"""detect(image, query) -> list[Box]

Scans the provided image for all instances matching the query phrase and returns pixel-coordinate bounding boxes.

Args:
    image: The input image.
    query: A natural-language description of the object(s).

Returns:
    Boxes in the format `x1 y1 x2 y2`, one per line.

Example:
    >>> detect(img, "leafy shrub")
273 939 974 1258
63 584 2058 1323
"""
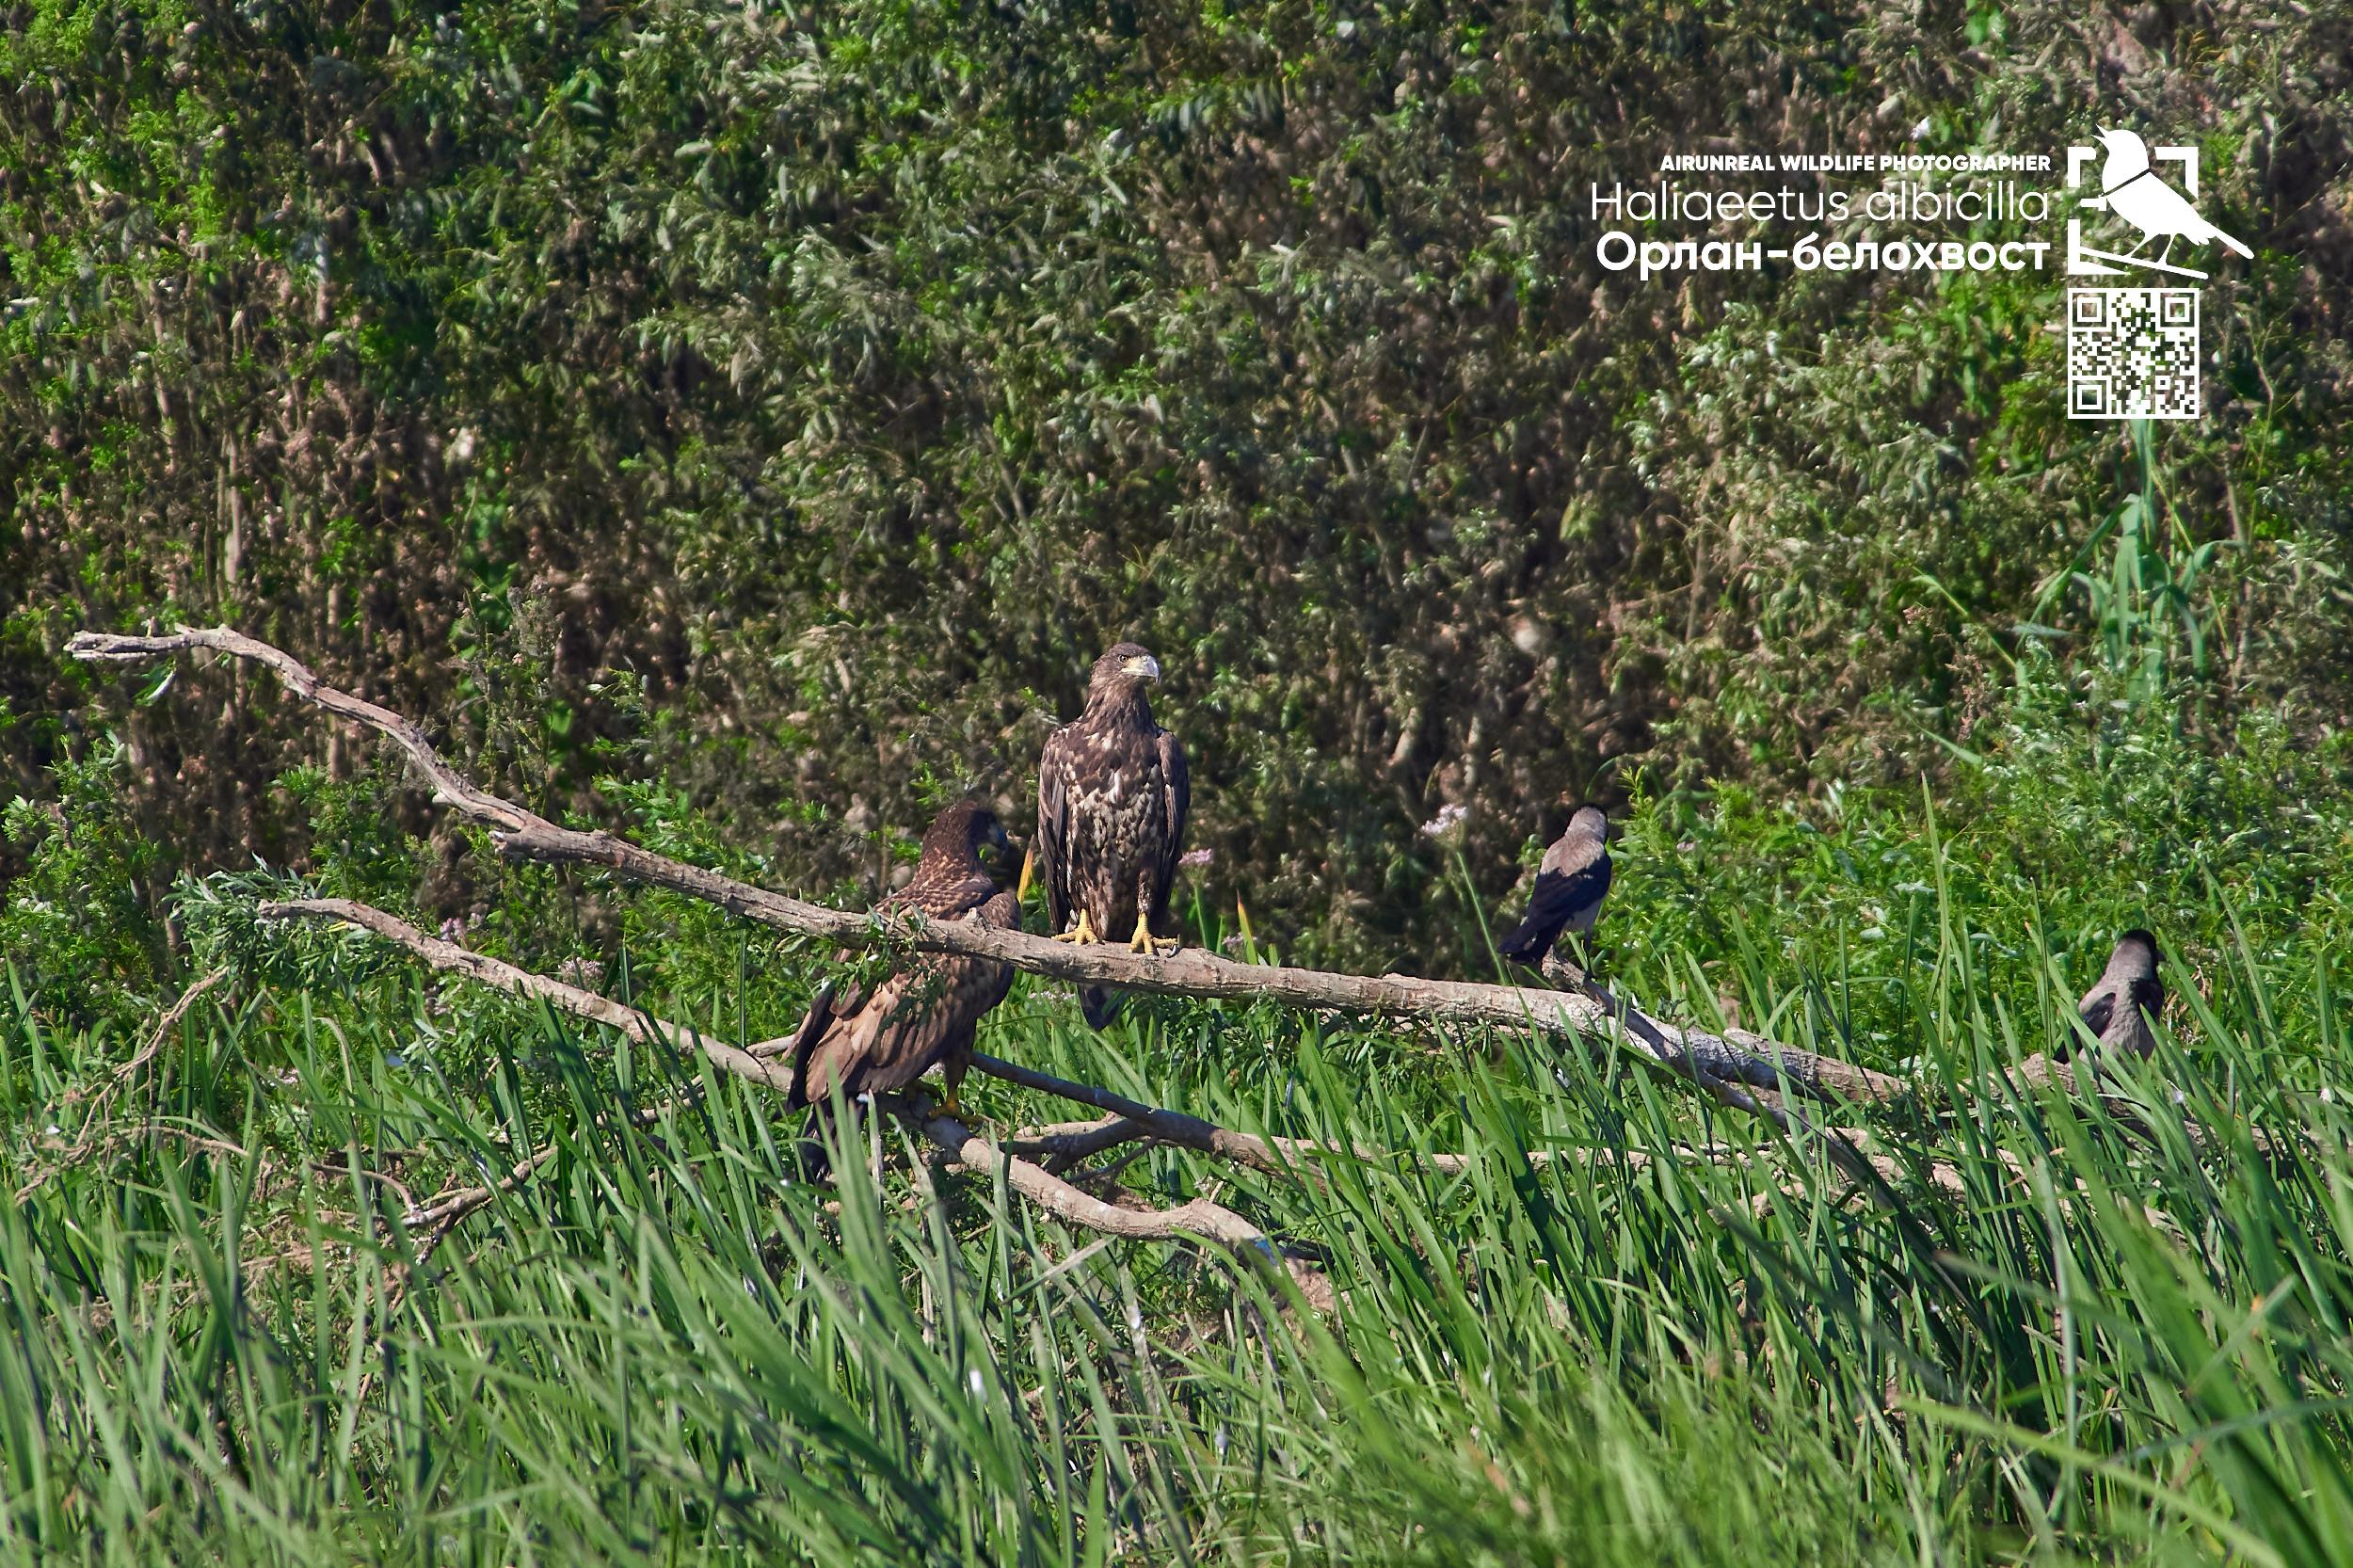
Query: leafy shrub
0 740 168 1019
5 0 2350 963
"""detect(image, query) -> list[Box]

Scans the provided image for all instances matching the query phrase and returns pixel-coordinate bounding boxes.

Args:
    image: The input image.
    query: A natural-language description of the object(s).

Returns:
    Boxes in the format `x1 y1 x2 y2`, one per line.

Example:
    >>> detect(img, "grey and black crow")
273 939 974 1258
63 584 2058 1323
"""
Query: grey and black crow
2064 929 2166 1064
1497 803 1612 967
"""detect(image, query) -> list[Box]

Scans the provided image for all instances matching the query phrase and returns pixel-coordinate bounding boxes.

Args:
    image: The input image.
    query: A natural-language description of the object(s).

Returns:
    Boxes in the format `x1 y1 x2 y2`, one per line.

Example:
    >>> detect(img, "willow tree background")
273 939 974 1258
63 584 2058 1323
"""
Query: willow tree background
5 0 2350 968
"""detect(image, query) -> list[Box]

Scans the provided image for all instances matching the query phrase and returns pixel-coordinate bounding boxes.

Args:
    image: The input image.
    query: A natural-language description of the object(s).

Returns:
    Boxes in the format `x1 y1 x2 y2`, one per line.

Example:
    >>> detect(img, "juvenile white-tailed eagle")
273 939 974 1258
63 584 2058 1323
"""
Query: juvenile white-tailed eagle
1025 642 1190 1029
785 801 1021 1112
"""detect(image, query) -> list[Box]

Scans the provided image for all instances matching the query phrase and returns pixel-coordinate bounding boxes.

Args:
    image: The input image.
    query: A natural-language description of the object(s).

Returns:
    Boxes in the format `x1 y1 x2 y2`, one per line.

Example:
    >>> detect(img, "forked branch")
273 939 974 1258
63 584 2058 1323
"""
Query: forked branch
260 898 1296 1270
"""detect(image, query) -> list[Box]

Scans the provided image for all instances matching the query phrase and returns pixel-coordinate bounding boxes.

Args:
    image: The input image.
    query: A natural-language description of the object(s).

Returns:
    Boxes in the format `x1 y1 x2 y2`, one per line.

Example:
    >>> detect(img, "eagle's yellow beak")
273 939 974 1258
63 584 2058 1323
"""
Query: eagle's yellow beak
1125 654 1161 681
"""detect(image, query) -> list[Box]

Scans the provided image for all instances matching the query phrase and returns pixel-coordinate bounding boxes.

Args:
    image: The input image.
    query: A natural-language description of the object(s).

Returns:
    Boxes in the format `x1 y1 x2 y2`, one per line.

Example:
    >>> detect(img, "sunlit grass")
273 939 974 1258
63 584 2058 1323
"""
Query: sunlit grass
4 660 2350 1562
3 842 2350 1564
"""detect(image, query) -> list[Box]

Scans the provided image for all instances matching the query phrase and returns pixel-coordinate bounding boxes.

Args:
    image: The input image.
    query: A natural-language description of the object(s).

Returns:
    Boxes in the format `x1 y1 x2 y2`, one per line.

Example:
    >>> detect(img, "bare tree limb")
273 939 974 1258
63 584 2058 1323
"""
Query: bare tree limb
917 1105 1278 1255
69 626 1908 1116
999 1115 1158 1176
69 625 2017 1261
259 897 1306 1277
970 1053 1306 1177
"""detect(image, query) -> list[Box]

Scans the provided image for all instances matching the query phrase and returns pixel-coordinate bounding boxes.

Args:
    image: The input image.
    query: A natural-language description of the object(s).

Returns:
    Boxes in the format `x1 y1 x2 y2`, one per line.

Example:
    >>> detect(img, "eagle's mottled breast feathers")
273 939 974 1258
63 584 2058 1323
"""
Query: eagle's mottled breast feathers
1035 644 1189 945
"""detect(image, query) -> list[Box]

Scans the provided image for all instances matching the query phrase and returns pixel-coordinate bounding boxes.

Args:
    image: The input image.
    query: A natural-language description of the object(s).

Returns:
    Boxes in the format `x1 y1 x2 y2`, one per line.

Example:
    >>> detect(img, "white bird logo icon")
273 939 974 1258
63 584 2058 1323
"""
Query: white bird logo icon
2094 129 2251 269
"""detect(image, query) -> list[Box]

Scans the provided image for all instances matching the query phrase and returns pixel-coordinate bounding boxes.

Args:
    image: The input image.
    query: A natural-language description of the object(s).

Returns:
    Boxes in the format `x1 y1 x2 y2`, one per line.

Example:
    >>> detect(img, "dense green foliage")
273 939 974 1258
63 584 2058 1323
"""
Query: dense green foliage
2 665 2351 1562
6 0 2351 959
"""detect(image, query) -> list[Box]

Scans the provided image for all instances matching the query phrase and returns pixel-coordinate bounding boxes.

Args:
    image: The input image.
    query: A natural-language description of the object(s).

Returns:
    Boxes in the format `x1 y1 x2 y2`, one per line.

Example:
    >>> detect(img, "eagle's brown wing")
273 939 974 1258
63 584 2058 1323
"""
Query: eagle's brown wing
783 886 911 1109
778 979 843 1093
778 958 881 1105
1151 725 1190 920
1036 725 1080 938
790 881 1017 1107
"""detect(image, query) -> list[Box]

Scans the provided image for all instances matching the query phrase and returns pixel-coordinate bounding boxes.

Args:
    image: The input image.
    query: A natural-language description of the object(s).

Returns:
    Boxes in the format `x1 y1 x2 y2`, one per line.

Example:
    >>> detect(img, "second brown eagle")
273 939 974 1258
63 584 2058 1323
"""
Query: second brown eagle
784 801 1022 1114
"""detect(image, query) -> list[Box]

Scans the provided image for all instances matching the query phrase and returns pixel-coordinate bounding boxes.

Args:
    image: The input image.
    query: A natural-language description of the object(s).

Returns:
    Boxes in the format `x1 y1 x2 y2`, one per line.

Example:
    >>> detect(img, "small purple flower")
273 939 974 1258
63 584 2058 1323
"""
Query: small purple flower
1419 802 1469 840
439 918 465 942
1178 847 1213 868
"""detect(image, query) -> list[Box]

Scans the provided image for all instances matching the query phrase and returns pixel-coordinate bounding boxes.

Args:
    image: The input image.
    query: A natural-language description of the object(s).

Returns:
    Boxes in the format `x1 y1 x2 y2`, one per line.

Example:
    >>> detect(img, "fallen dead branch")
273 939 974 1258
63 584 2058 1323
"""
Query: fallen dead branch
70 626 1911 1118
63 624 1992 1242
76 620 2244 1281
259 898 1304 1280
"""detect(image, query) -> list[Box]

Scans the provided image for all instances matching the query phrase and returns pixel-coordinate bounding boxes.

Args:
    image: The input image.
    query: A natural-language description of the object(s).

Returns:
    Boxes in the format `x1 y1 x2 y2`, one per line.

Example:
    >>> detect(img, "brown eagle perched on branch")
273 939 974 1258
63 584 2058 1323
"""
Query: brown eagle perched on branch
1023 642 1190 1029
785 802 1021 1113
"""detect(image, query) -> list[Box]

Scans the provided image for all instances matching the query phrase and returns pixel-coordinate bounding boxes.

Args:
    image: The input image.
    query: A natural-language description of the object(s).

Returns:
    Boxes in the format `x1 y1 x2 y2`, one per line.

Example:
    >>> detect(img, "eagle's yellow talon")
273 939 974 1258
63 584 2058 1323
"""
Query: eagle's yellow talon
1051 909 1101 944
1128 913 1178 955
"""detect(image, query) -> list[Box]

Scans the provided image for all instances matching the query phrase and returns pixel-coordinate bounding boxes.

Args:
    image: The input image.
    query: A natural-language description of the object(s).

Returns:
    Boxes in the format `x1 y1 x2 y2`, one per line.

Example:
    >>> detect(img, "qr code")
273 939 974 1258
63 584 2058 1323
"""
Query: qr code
2068 288 2199 420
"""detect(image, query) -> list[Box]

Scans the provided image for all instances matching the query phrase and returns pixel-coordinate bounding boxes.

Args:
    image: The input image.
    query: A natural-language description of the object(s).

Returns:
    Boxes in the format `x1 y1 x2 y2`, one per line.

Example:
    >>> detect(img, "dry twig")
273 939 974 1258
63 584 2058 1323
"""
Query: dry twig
17 967 232 1199
404 1099 684 1263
